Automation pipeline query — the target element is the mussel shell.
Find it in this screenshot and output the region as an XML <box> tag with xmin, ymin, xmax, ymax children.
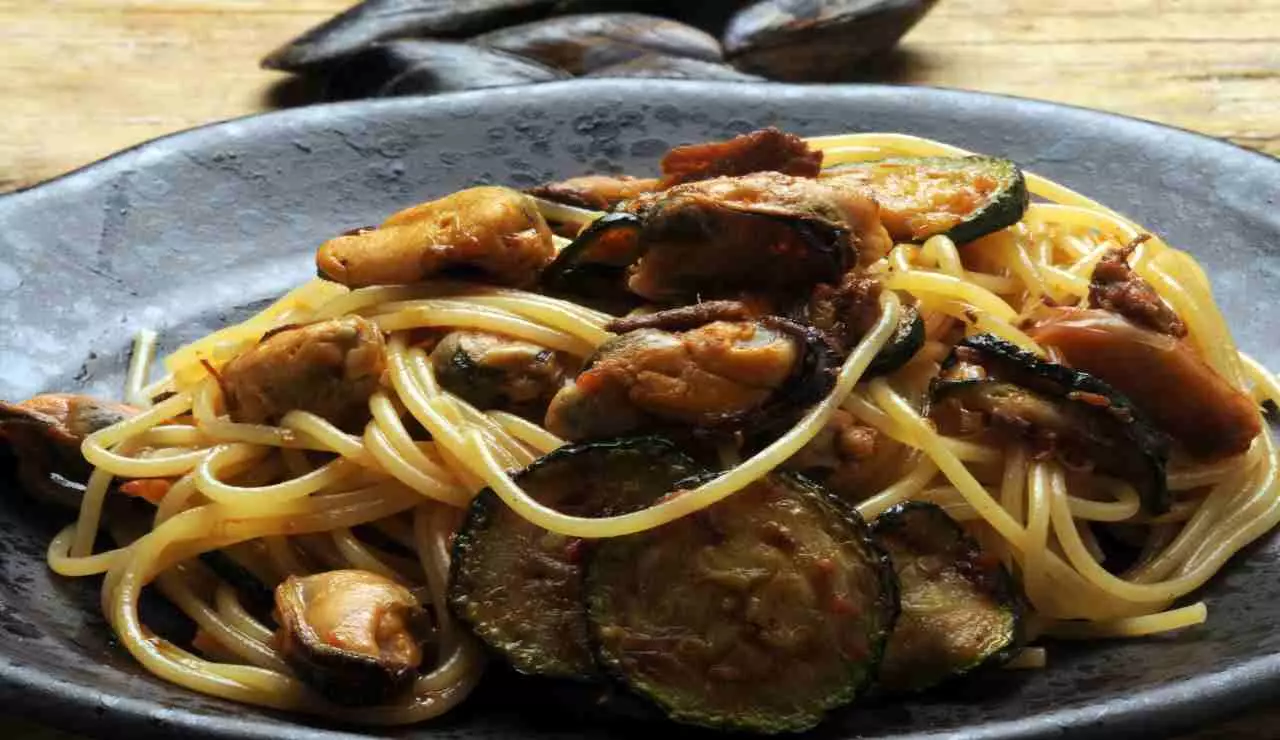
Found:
<box><xmin>323</xmin><ymin>40</ymin><xmax>568</xmax><ymax>99</ymax></box>
<box><xmin>470</xmin><ymin>13</ymin><xmax>723</xmax><ymax>75</ymax></box>
<box><xmin>585</xmin><ymin>53</ymin><xmax>762</xmax><ymax>81</ymax></box>
<box><xmin>263</xmin><ymin>0</ymin><xmax>559</xmax><ymax>72</ymax></box>
<box><xmin>723</xmin><ymin>0</ymin><xmax>940</xmax><ymax>81</ymax></box>
<box><xmin>552</xmin><ymin>0</ymin><xmax>754</xmax><ymax>33</ymax></box>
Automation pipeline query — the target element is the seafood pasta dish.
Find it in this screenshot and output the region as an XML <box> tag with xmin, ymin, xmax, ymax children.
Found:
<box><xmin>1</xmin><ymin>128</ymin><xmax>1276</xmax><ymax>733</ymax></box>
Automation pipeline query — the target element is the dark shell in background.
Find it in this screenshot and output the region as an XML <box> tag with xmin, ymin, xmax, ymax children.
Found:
<box><xmin>724</xmin><ymin>0</ymin><xmax>940</xmax><ymax>81</ymax></box>
<box><xmin>552</xmin><ymin>0</ymin><xmax>755</xmax><ymax>33</ymax></box>
<box><xmin>584</xmin><ymin>53</ymin><xmax>761</xmax><ymax>81</ymax></box>
<box><xmin>322</xmin><ymin>40</ymin><xmax>569</xmax><ymax>100</ymax></box>
<box><xmin>470</xmin><ymin>13</ymin><xmax>723</xmax><ymax>75</ymax></box>
<box><xmin>262</xmin><ymin>0</ymin><xmax>559</xmax><ymax>72</ymax></box>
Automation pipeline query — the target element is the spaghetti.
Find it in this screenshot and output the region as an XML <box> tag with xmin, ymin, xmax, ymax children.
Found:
<box><xmin>19</xmin><ymin>131</ymin><xmax>1277</xmax><ymax>725</ymax></box>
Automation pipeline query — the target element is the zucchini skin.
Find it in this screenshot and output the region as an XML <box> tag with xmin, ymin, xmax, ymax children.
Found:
<box><xmin>866</xmin><ymin>303</ymin><xmax>925</xmax><ymax>377</ymax></box>
<box><xmin>585</xmin><ymin>471</ymin><xmax>899</xmax><ymax>734</ymax></box>
<box><xmin>934</xmin><ymin>333</ymin><xmax>1171</xmax><ymax>513</ymax></box>
<box><xmin>871</xmin><ymin>501</ymin><xmax>1024</xmax><ymax>693</ymax></box>
<box><xmin>448</xmin><ymin>436</ymin><xmax>705</xmax><ymax>681</ymax></box>
<box><xmin>826</xmin><ymin>156</ymin><xmax>1029</xmax><ymax>245</ymax></box>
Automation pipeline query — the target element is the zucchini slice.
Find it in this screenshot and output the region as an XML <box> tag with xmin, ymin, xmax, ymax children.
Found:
<box><xmin>867</xmin><ymin>303</ymin><xmax>925</xmax><ymax>377</ymax></box>
<box><xmin>825</xmin><ymin>156</ymin><xmax>1029</xmax><ymax>244</ymax></box>
<box><xmin>448</xmin><ymin>437</ymin><xmax>705</xmax><ymax>680</ymax></box>
<box><xmin>931</xmin><ymin>334</ymin><xmax>1170</xmax><ymax>513</ymax></box>
<box><xmin>871</xmin><ymin>502</ymin><xmax>1023</xmax><ymax>693</ymax></box>
<box><xmin>586</xmin><ymin>472</ymin><xmax>898</xmax><ymax>733</ymax></box>
<box><xmin>539</xmin><ymin>211</ymin><xmax>644</xmax><ymax>306</ymax></box>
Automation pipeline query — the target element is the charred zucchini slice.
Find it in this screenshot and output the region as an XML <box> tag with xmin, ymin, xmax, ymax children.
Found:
<box><xmin>871</xmin><ymin>502</ymin><xmax>1023</xmax><ymax>693</ymax></box>
<box><xmin>448</xmin><ymin>437</ymin><xmax>705</xmax><ymax>680</ymax></box>
<box><xmin>825</xmin><ymin>156</ymin><xmax>1028</xmax><ymax>245</ymax></box>
<box><xmin>867</xmin><ymin>303</ymin><xmax>925</xmax><ymax>377</ymax></box>
<box><xmin>586</xmin><ymin>472</ymin><xmax>898</xmax><ymax>733</ymax></box>
<box><xmin>931</xmin><ymin>334</ymin><xmax>1170</xmax><ymax>513</ymax></box>
<box><xmin>539</xmin><ymin>211</ymin><xmax>643</xmax><ymax>305</ymax></box>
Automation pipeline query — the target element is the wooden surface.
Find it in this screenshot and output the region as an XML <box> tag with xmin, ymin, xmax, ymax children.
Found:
<box><xmin>2</xmin><ymin>1</ymin><xmax>1280</xmax><ymax>738</ymax></box>
<box><xmin>1</xmin><ymin>0</ymin><xmax>1278</xmax><ymax>192</ymax></box>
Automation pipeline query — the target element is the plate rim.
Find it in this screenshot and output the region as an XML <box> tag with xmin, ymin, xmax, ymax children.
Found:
<box><xmin>2</xmin><ymin>80</ymin><xmax>1279</xmax><ymax>740</ymax></box>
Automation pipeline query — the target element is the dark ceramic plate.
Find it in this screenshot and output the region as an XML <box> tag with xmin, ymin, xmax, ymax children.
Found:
<box><xmin>0</xmin><ymin>81</ymin><xmax>1277</xmax><ymax>740</ymax></box>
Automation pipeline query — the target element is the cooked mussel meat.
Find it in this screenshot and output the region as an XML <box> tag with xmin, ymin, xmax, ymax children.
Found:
<box><xmin>1087</xmin><ymin>240</ymin><xmax>1187</xmax><ymax>337</ymax></box>
<box><xmin>724</xmin><ymin>0</ymin><xmax>940</xmax><ymax>82</ymax></box>
<box><xmin>604</xmin><ymin>300</ymin><xmax>753</xmax><ymax>334</ymax></box>
<box><xmin>872</xmin><ymin>502</ymin><xmax>1023</xmax><ymax>693</ymax></box>
<box><xmin>262</xmin><ymin>0</ymin><xmax>559</xmax><ymax>72</ymax></box>
<box><xmin>322</xmin><ymin>40</ymin><xmax>568</xmax><ymax>100</ymax></box>
<box><xmin>0</xmin><ymin>394</ymin><xmax>136</xmax><ymax>510</ymax></box>
<box><xmin>626</xmin><ymin>172</ymin><xmax>892</xmax><ymax>301</ymax></box>
<box><xmin>658</xmin><ymin>127</ymin><xmax>823</xmax><ymax>186</ymax></box>
<box><xmin>545</xmin><ymin>316</ymin><xmax>837</xmax><ymax>440</ymax></box>
<box><xmin>316</xmin><ymin>186</ymin><xmax>555</xmax><ymax>288</ymax></box>
<box><xmin>430</xmin><ymin>330</ymin><xmax>574</xmax><ymax>416</ymax></box>
<box><xmin>823</xmin><ymin>156</ymin><xmax>1029</xmax><ymax>244</ymax></box>
<box><xmin>528</xmin><ymin>127</ymin><xmax>821</xmax><ymax>212</ymax></box>
<box><xmin>930</xmin><ymin>333</ymin><xmax>1170</xmax><ymax>513</ymax></box>
<box><xmin>527</xmin><ymin>175</ymin><xmax>661</xmax><ymax>211</ymax></box>
<box><xmin>449</xmin><ymin>437</ymin><xmax>705</xmax><ymax>679</ymax></box>
<box><xmin>220</xmin><ymin>317</ymin><xmax>386</xmax><ymax>430</ymax></box>
<box><xmin>586</xmin><ymin>472</ymin><xmax>898</xmax><ymax>732</ymax></box>
<box><xmin>470</xmin><ymin>13</ymin><xmax>722</xmax><ymax>75</ymax></box>
<box><xmin>274</xmin><ymin>569</ymin><xmax>430</xmax><ymax>705</ymax></box>
<box><xmin>1027</xmin><ymin>307</ymin><xmax>1260</xmax><ymax>460</ymax></box>
<box><xmin>804</xmin><ymin>270</ymin><xmax>925</xmax><ymax>374</ymax></box>
<box><xmin>585</xmin><ymin>53</ymin><xmax>761</xmax><ymax>81</ymax></box>
<box><xmin>547</xmin><ymin>171</ymin><xmax>890</xmax><ymax>304</ymax></box>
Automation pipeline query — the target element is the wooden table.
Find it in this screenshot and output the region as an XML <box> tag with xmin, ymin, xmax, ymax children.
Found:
<box><xmin>2</xmin><ymin>1</ymin><xmax>1279</xmax><ymax>738</ymax></box>
<box><xmin>2</xmin><ymin>0</ymin><xmax>1278</xmax><ymax>192</ymax></box>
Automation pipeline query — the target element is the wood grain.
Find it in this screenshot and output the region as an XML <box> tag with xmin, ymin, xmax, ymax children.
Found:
<box><xmin>1</xmin><ymin>0</ymin><xmax>1277</xmax><ymax>192</ymax></box>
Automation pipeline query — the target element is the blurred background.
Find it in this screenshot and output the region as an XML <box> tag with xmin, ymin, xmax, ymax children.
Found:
<box><xmin>2</xmin><ymin>0</ymin><xmax>1276</xmax><ymax>193</ymax></box>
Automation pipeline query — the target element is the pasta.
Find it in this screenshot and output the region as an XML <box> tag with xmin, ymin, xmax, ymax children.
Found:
<box><xmin>5</xmin><ymin>130</ymin><xmax>1275</xmax><ymax>729</ymax></box>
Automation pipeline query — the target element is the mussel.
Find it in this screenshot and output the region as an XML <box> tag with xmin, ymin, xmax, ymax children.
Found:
<box><xmin>803</xmin><ymin>271</ymin><xmax>925</xmax><ymax>375</ymax></box>
<box><xmin>658</xmin><ymin>126</ymin><xmax>823</xmax><ymax>186</ymax></box>
<box><xmin>316</xmin><ymin>186</ymin><xmax>555</xmax><ymax>288</ymax></box>
<box><xmin>262</xmin><ymin>0</ymin><xmax>559</xmax><ymax>72</ymax></box>
<box><xmin>552</xmin><ymin>0</ymin><xmax>754</xmax><ymax>33</ymax></box>
<box><xmin>930</xmin><ymin>334</ymin><xmax>1171</xmax><ymax>513</ymax></box>
<box><xmin>274</xmin><ymin>569</ymin><xmax>430</xmax><ymax>705</ymax></box>
<box><xmin>526</xmin><ymin>174</ymin><xmax>661</xmax><ymax>211</ymax></box>
<box><xmin>625</xmin><ymin>172</ymin><xmax>890</xmax><ymax>301</ymax></box>
<box><xmin>1025</xmin><ymin>245</ymin><xmax>1259</xmax><ymax>460</ymax></box>
<box><xmin>584</xmin><ymin>53</ymin><xmax>761</xmax><ymax>80</ymax></box>
<box><xmin>0</xmin><ymin>394</ymin><xmax>136</xmax><ymax>510</ymax></box>
<box><xmin>543</xmin><ymin>171</ymin><xmax>893</xmax><ymax>305</ymax></box>
<box><xmin>220</xmin><ymin>317</ymin><xmax>386</xmax><ymax>430</ymax></box>
<box><xmin>322</xmin><ymin>40</ymin><xmax>569</xmax><ymax>100</ymax></box>
<box><xmin>1087</xmin><ymin>242</ymin><xmax>1187</xmax><ymax>338</ymax></box>
<box><xmin>544</xmin><ymin>315</ymin><xmax>838</xmax><ymax>440</ymax></box>
<box><xmin>430</xmin><ymin>330</ymin><xmax>575</xmax><ymax>416</ymax></box>
<box><xmin>1027</xmin><ymin>308</ymin><xmax>1260</xmax><ymax>461</ymax></box>
<box><xmin>469</xmin><ymin>13</ymin><xmax>723</xmax><ymax>75</ymax></box>
<box><xmin>723</xmin><ymin>0</ymin><xmax>940</xmax><ymax>81</ymax></box>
